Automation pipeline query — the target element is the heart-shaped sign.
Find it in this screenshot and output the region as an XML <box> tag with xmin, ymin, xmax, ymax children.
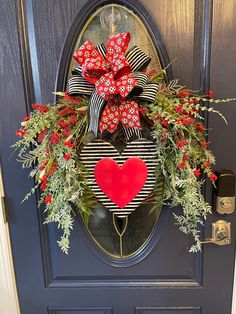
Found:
<box><xmin>80</xmin><ymin>139</ymin><xmax>157</xmax><ymax>217</ymax></box>
<box><xmin>94</xmin><ymin>157</ymin><xmax>148</xmax><ymax>208</ymax></box>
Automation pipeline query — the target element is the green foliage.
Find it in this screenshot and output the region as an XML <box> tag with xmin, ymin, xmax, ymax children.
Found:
<box><xmin>13</xmin><ymin>96</ymin><xmax>95</xmax><ymax>253</ymax></box>
<box><xmin>147</xmin><ymin>85</ymin><xmax>232</xmax><ymax>252</ymax></box>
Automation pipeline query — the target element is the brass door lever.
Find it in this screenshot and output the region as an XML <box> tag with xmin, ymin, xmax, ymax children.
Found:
<box><xmin>200</xmin><ymin>220</ymin><xmax>231</xmax><ymax>246</ymax></box>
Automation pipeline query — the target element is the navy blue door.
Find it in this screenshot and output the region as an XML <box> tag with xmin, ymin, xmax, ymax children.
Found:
<box><xmin>1</xmin><ymin>0</ymin><xmax>236</xmax><ymax>313</ymax></box>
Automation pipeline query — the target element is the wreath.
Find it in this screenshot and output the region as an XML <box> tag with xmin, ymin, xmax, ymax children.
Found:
<box><xmin>13</xmin><ymin>32</ymin><xmax>235</xmax><ymax>254</ymax></box>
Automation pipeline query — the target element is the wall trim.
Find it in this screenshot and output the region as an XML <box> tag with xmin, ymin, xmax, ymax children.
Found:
<box><xmin>232</xmin><ymin>254</ymin><xmax>236</xmax><ymax>314</ymax></box>
<box><xmin>0</xmin><ymin>166</ymin><xmax>20</xmax><ymax>314</ymax></box>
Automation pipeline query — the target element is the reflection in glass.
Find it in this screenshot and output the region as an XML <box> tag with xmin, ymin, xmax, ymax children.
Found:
<box><xmin>87</xmin><ymin>201</ymin><xmax>161</xmax><ymax>258</ymax></box>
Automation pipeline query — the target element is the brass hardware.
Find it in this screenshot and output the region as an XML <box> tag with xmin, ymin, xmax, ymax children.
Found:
<box><xmin>214</xmin><ymin>170</ymin><xmax>235</xmax><ymax>214</ymax></box>
<box><xmin>201</xmin><ymin>220</ymin><xmax>231</xmax><ymax>246</ymax></box>
<box><xmin>216</xmin><ymin>196</ymin><xmax>235</xmax><ymax>214</ymax></box>
<box><xmin>1</xmin><ymin>196</ymin><xmax>8</xmax><ymax>223</ymax></box>
<box><xmin>112</xmin><ymin>214</ymin><xmax>128</xmax><ymax>258</ymax></box>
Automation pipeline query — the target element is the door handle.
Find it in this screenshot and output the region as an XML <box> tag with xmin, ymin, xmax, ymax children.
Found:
<box><xmin>200</xmin><ymin>220</ymin><xmax>231</xmax><ymax>246</ymax></box>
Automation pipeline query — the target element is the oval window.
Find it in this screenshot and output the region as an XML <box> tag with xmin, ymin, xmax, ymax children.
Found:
<box><xmin>62</xmin><ymin>2</ymin><xmax>171</xmax><ymax>263</ymax></box>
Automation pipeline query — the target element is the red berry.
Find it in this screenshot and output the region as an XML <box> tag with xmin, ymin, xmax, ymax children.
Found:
<box><xmin>201</xmin><ymin>141</ymin><xmax>210</xmax><ymax>148</ymax></box>
<box><xmin>209</xmin><ymin>172</ymin><xmax>217</xmax><ymax>182</ymax></box>
<box><xmin>183</xmin><ymin>154</ymin><xmax>188</xmax><ymax>161</ymax></box>
<box><xmin>193</xmin><ymin>169</ymin><xmax>201</xmax><ymax>177</ymax></box>
<box><xmin>196</xmin><ymin>124</ymin><xmax>205</xmax><ymax>132</ymax></box>
<box><xmin>207</xmin><ymin>90</ymin><xmax>214</xmax><ymax>99</ymax></box>
<box><xmin>162</xmin><ymin>119</ymin><xmax>169</xmax><ymax>127</ymax></box>
<box><xmin>175</xmin><ymin>105</ymin><xmax>183</xmax><ymax>113</ymax></box>
<box><xmin>177</xmin><ymin>91</ymin><xmax>190</xmax><ymax>98</ymax></box>
<box><xmin>177</xmin><ymin>140</ymin><xmax>185</xmax><ymax>149</ymax></box>
<box><xmin>178</xmin><ymin>162</ymin><xmax>186</xmax><ymax>169</ymax></box>
<box><xmin>40</xmin><ymin>182</ymin><xmax>47</xmax><ymax>191</ymax></box>
<box><xmin>204</xmin><ymin>161</ymin><xmax>211</xmax><ymax>168</ymax></box>
<box><xmin>63</xmin><ymin>153</ymin><xmax>71</xmax><ymax>161</ymax></box>
<box><xmin>44</xmin><ymin>195</ymin><xmax>53</xmax><ymax>204</ymax></box>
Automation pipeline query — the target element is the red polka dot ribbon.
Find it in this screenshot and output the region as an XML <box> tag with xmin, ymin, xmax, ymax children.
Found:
<box><xmin>73</xmin><ymin>33</ymin><xmax>136</xmax><ymax>100</ymax></box>
<box><xmin>99</xmin><ymin>100</ymin><xmax>141</xmax><ymax>133</ymax></box>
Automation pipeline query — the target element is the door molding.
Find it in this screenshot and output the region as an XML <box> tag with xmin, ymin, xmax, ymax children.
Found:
<box><xmin>0</xmin><ymin>166</ymin><xmax>20</xmax><ymax>314</ymax></box>
<box><xmin>232</xmin><ymin>256</ymin><xmax>236</xmax><ymax>314</ymax></box>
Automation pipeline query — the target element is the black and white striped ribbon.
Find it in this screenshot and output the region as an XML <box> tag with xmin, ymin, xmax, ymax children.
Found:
<box><xmin>126</xmin><ymin>46</ymin><xmax>151</xmax><ymax>71</ymax></box>
<box><xmin>129</xmin><ymin>72</ymin><xmax>149</xmax><ymax>96</ymax></box>
<box><xmin>71</xmin><ymin>66</ymin><xmax>82</xmax><ymax>75</ymax></box>
<box><xmin>121</xmin><ymin>125</ymin><xmax>143</xmax><ymax>141</ymax></box>
<box><xmin>68</xmin><ymin>73</ymin><xmax>94</xmax><ymax>96</ymax></box>
<box><xmin>136</xmin><ymin>83</ymin><xmax>159</xmax><ymax>102</ymax></box>
<box><xmin>88</xmin><ymin>90</ymin><xmax>106</xmax><ymax>136</ymax></box>
<box><xmin>80</xmin><ymin>139</ymin><xmax>157</xmax><ymax>217</ymax></box>
<box><xmin>97</xmin><ymin>43</ymin><xmax>107</xmax><ymax>59</ymax></box>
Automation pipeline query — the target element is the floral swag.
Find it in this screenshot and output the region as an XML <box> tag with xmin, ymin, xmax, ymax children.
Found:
<box><xmin>13</xmin><ymin>32</ymin><xmax>235</xmax><ymax>253</ymax></box>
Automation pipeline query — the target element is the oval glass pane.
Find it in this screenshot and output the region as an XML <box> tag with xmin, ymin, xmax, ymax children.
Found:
<box><xmin>88</xmin><ymin>202</ymin><xmax>162</xmax><ymax>258</ymax></box>
<box><xmin>68</xmin><ymin>3</ymin><xmax>163</xmax><ymax>81</ymax></box>
<box><xmin>68</xmin><ymin>3</ymin><xmax>166</xmax><ymax>261</ymax></box>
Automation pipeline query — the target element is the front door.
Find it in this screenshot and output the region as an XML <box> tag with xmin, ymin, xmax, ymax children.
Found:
<box><xmin>1</xmin><ymin>0</ymin><xmax>236</xmax><ymax>313</ymax></box>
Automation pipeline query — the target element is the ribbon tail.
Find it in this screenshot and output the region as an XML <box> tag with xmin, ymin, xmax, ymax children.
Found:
<box><xmin>119</xmin><ymin>100</ymin><xmax>142</xmax><ymax>140</ymax></box>
<box><xmin>99</xmin><ymin>100</ymin><xmax>120</xmax><ymax>134</ymax></box>
<box><xmin>88</xmin><ymin>90</ymin><xmax>106</xmax><ymax>136</ymax></box>
<box><xmin>122</xmin><ymin>125</ymin><xmax>142</xmax><ymax>141</ymax></box>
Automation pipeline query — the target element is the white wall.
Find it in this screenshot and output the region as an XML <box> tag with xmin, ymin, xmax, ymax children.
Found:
<box><xmin>0</xmin><ymin>167</ymin><xmax>20</xmax><ymax>314</ymax></box>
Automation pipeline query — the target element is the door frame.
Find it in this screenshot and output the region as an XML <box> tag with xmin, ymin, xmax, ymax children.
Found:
<box><xmin>0</xmin><ymin>166</ymin><xmax>20</xmax><ymax>314</ymax></box>
<box><xmin>232</xmin><ymin>258</ymin><xmax>236</xmax><ymax>314</ymax></box>
<box><xmin>1</xmin><ymin>0</ymin><xmax>236</xmax><ymax>312</ymax></box>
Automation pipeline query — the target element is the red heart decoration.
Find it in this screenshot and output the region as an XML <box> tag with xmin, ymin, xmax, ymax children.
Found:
<box><xmin>94</xmin><ymin>157</ymin><xmax>148</xmax><ymax>208</ymax></box>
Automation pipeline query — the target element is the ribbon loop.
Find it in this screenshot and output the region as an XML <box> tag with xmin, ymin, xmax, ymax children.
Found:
<box><xmin>73</xmin><ymin>41</ymin><xmax>103</xmax><ymax>65</ymax></box>
<box><xmin>136</xmin><ymin>83</ymin><xmax>159</xmax><ymax>102</ymax></box>
<box><xmin>82</xmin><ymin>58</ymin><xmax>109</xmax><ymax>84</ymax></box>
<box><xmin>68</xmin><ymin>73</ymin><xmax>94</xmax><ymax>96</ymax></box>
<box><xmin>73</xmin><ymin>41</ymin><xmax>108</xmax><ymax>84</ymax></box>
<box><xmin>129</xmin><ymin>72</ymin><xmax>149</xmax><ymax>96</ymax></box>
<box><xmin>106</xmin><ymin>33</ymin><xmax>131</xmax><ymax>63</ymax></box>
<box><xmin>126</xmin><ymin>46</ymin><xmax>151</xmax><ymax>72</ymax></box>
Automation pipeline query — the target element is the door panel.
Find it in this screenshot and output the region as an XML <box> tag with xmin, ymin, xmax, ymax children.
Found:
<box><xmin>48</xmin><ymin>309</ymin><xmax>112</xmax><ymax>314</ymax></box>
<box><xmin>144</xmin><ymin>0</ymin><xmax>195</xmax><ymax>86</ymax></box>
<box><xmin>25</xmin><ymin>0</ymin><xmax>88</xmax><ymax>102</ymax></box>
<box><xmin>46</xmin><ymin>211</ymin><xmax>200</xmax><ymax>287</ymax></box>
<box><xmin>1</xmin><ymin>0</ymin><xmax>236</xmax><ymax>313</ymax></box>
<box><xmin>135</xmin><ymin>309</ymin><xmax>200</xmax><ymax>314</ymax></box>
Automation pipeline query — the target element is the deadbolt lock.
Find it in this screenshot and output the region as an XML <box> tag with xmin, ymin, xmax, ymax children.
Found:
<box><xmin>200</xmin><ymin>220</ymin><xmax>231</xmax><ymax>246</ymax></box>
<box><xmin>214</xmin><ymin>170</ymin><xmax>235</xmax><ymax>214</ymax></box>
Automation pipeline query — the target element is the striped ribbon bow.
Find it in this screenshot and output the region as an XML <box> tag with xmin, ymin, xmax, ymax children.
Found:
<box><xmin>68</xmin><ymin>32</ymin><xmax>159</xmax><ymax>139</ymax></box>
